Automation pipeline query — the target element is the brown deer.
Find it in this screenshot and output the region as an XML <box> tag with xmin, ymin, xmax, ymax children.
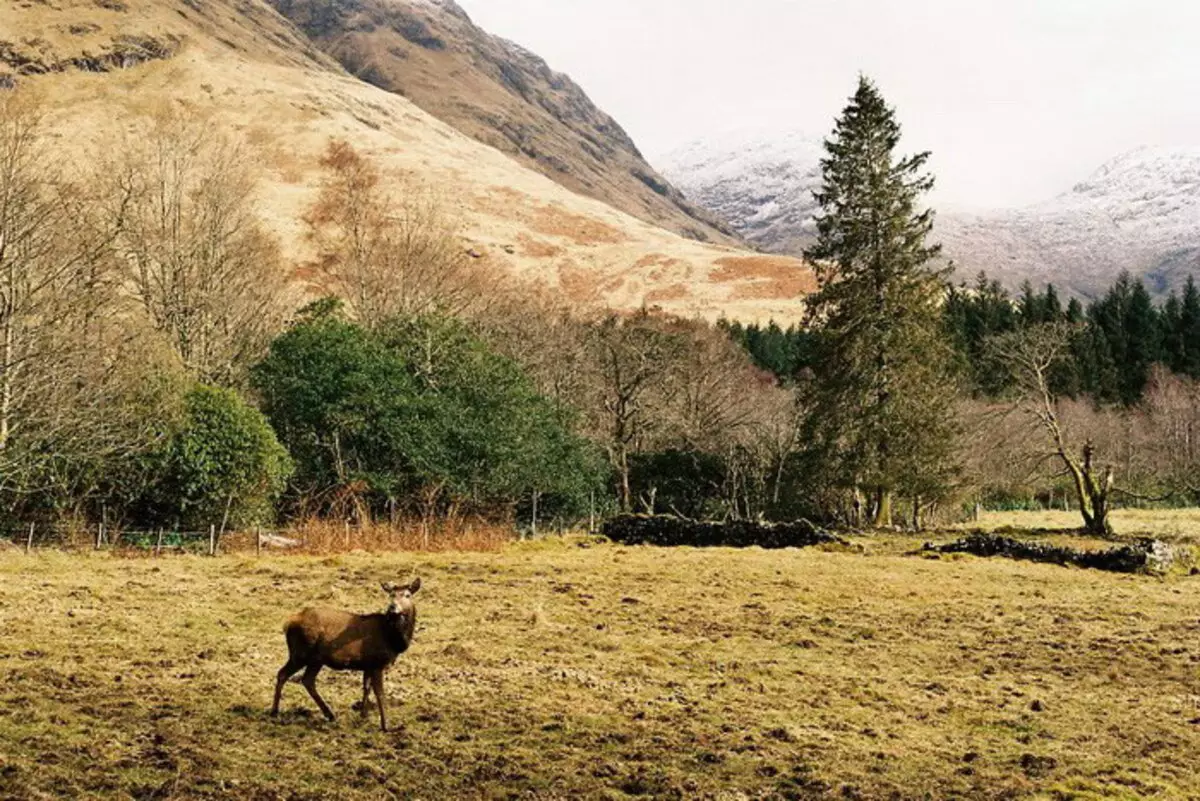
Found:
<box><xmin>271</xmin><ymin>578</ymin><xmax>421</xmax><ymax>731</ymax></box>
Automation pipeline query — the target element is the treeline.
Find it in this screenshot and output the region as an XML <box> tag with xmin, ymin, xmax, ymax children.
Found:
<box><xmin>726</xmin><ymin>272</ymin><xmax>1200</xmax><ymax>407</ymax></box>
<box><xmin>0</xmin><ymin>93</ymin><xmax>805</xmax><ymax>531</ymax></box>
<box><xmin>946</xmin><ymin>273</ymin><xmax>1200</xmax><ymax>404</ymax></box>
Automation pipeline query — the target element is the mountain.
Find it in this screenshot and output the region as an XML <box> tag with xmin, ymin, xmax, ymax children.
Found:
<box><xmin>659</xmin><ymin>130</ymin><xmax>825</xmax><ymax>256</ymax></box>
<box><xmin>0</xmin><ymin>0</ymin><xmax>812</xmax><ymax>323</ymax></box>
<box><xmin>266</xmin><ymin>0</ymin><xmax>737</xmax><ymax>246</ymax></box>
<box><xmin>658</xmin><ymin>132</ymin><xmax>1200</xmax><ymax>299</ymax></box>
<box><xmin>939</xmin><ymin>148</ymin><xmax>1200</xmax><ymax>297</ymax></box>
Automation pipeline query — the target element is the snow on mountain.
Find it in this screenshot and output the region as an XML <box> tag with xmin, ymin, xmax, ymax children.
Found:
<box><xmin>656</xmin><ymin>133</ymin><xmax>1200</xmax><ymax>299</ymax></box>
<box><xmin>657</xmin><ymin>129</ymin><xmax>825</xmax><ymax>254</ymax></box>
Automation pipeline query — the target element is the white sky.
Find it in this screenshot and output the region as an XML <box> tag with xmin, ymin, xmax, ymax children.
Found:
<box><xmin>456</xmin><ymin>0</ymin><xmax>1200</xmax><ymax>209</ymax></box>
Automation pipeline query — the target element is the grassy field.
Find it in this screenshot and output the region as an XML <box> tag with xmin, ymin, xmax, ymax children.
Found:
<box><xmin>967</xmin><ymin>508</ymin><xmax>1200</xmax><ymax>543</ymax></box>
<box><xmin>1</xmin><ymin>536</ymin><xmax>1199</xmax><ymax>800</ymax></box>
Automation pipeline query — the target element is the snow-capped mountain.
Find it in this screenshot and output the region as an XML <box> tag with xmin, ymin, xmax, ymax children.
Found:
<box><xmin>659</xmin><ymin>129</ymin><xmax>825</xmax><ymax>255</ymax></box>
<box><xmin>657</xmin><ymin>133</ymin><xmax>1200</xmax><ymax>299</ymax></box>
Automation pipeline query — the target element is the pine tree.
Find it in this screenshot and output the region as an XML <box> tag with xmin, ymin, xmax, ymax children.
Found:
<box><xmin>1042</xmin><ymin>284</ymin><xmax>1063</xmax><ymax>322</ymax></box>
<box><xmin>1066</xmin><ymin>298</ymin><xmax>1085</xmax><ymax>325</ymax></box>
<box><xmin>1018</xmin><ymin>281</ymin><xmax>1041</xmax><ymax>326</ymax></box>
<box><xmin>1162</xmin><ymin>291</ymin><xmax>1183</xmax><ymax>373</ymax></box>
<box><xmin>1179</xmin><ymin>276</ymin><xmax>1200</xmax><ymax>378</ymax></box>
<box><xmin>1121</xmin><ymin>279</ymin><xmax>1161</xmax><ymax>403</ymax></box>
<box><xmin>802</xmin><ymin>76</ymin><xmax>957</xmax><ymax>527</ymax></box>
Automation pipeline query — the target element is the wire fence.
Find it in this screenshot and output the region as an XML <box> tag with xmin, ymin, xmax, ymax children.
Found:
<box><xmin>0</xmin><ymin>515</ymin><xmax>587</xmax><ymax>556</ymax></box>
<box><xmin>0</xmin><ymin>521</ymin><xmax>256</xmax><ymax>556</ymax></box>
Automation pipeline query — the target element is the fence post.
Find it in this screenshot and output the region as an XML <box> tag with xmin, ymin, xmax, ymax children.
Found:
<box><xmin>255</xmin><ymin>526</ymin><xmax>262</xmax><ymax>557</ymax></box>
<box><xmin>589</xmin><ymin>490</ymin><xmax>596</xmax><ymax>535</ymax></box>
<box><xmin>95</xmin><ymin>523</ymin><xmax>103</xmax><ymax>550</ymax></box>
<box><xmin>155</xmin><ymin>528</ymin><xmax>164</xmax><ymax>557</ymax></box>
<box><xmin>209</xmin><ymin>524</ymin><xmax>216</xmax><ymax>557</ymax></box>
<box><xmin>25</xmin><ymin>522</ymin><xmax>34</xmax><ymax>554</ymax></box>
<box><xmin>531</xmin><ymin>490</ymin><xmax>539</xmax><ymax>539</ymax></box>
<box><xmin>344</xmin><ymin>520</ymin><xmax>351</xmax><ymax>551</ymax></box>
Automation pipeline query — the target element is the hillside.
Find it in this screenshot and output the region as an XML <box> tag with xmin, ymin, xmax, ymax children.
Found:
<box><xmin>658</xmin><ymin>132</ymin><xmax>1200</xmax><ymax>299</ymax></box>
<box><xmin>0</xmin><ymin>0</ymin><xmax>812</xmax><ymax>323</ymax></box>
<box><xmin>267</xmin><ymin>0</ymin><xmax>738</xmax><ymax>246</ymax></box>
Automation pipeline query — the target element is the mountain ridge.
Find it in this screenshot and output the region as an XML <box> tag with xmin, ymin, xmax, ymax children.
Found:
<box><xmin>266</xmin><ymin>0</ymin><xmax>738</xmax><ymax>246</ymax></box>
<box><xmin>657</xmin><ymin>131</ymin><xmax>1200</xmax><ymax>299</ymax></box>
<box><xmin>1</xmin><ymin>0</ymin><xmax>812</xmax><ymax>323</ymax></box>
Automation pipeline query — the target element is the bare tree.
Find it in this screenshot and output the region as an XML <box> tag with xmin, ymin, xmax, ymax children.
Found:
<box><xmin>1143</xmin><ymin>366</ymin><xmax>1200</xmax><ymax>500</ymax></box>
<box><xmin>582</xmin><ymin>311</ymin><xmax>687</xmax><ymax>511</ymax></box>
<box><xmin>988</xmin><ymin>322</ymin><xmax>1115</xmax><ymax>536</ymax></box>
<box><xmin>109</xmin><ymin>111</ymin><xmax>289</xmax><ymax>386</ymax></box>
<box><xmin>0</xmin><ymin>91</ymin><xmax>180</xmax><ymax>512</ymax></box>
<box><xmin>307</xmin><ymin>140</ymin><xmax>478</xmax><ymax>327</ymax></box>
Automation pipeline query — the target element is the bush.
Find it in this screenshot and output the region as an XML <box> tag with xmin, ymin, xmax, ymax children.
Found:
<box><xmin>253</xmin><ymin>301</ymin><xmax>605</xmax><ymax>517</ymax></box>
<box><xmin>138</xmin><ymin>385</ymin><xmax>293</xmax><ymax>528</ymax></box>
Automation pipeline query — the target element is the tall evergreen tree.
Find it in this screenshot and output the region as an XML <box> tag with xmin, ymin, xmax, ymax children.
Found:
<box><xmin>1178</xmin><ymin>276</ymin><xmax>1200</xmax><ymax>378</ymax></box>
<box><xmin>802</xmin><ymin>76</ymin><xmax>958</xmax><ymax>527</ymax></box>
<box><xmin>1018</xmin><ymin>280</ymin><xmax>1041</xmax><ymax>326</ymax></box>
<box><xmin>1042</xmin><ymin>284</ymin><xmax>1063</xmax><ymax>322</ymax></box>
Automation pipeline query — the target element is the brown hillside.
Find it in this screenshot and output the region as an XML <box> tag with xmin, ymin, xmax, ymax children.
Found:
<box><xmin>267</xmin><ymin>0</ymin><xmax>739</xmax><ymax>246</ymax></box>
<box><xmin>0</xmin><ymin>0</ymin><xmax>812</xmax><ymax>323</ymax></box>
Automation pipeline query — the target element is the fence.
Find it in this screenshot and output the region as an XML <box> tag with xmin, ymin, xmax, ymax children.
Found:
<box><xmin>0</xmin><ymin>516</ymin><xmax>542</xmax><ymax>556</ymax></box>
<box><xmin>0</xmin><ymin>521</ymin><xmax>279</xmax><ymax>556</ymax></box>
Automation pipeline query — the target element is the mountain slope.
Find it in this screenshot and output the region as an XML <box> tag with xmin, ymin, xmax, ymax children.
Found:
<box><xmin>266</xmin><ymin>0</ymin><xmax>738</xmax><ymax>246</ymax></box>
<box><xmin>658</xmin><ymin>132</ymin><xmax>1200</xmax><ymax>299</ymax></box>
<box><xmin>1</xmin><ymin>0</ymin><xmax>812</xmax><ymax>323</ymax></box>
<box><xmin>659</xmin><ymin>130</ymin><xmax>825</xmax><ymax>255</ymax></box>
<box><xmin>938</xmin><ymin>148</ymin><xmax>1200</xmax><ymax>296</ymax></box>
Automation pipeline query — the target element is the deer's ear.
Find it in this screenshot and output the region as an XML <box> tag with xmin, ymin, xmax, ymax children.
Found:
<box><xmin>407</xmin><ymin>577</ymin><xmax>422</xmax><ymax>595</ymax></box>
<box><xmin>381</xmin><ymin>582</ymin><xmax>398</xmax><ymax>594</ymax></box>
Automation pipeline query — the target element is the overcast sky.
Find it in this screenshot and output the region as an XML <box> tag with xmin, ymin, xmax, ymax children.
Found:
<box><xmin>456</xmin><ymin>0</ymin><xmax>1200</xmax><ymax>209</ymax></box>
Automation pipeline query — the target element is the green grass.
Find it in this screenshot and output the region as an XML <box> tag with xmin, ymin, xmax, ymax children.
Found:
<box><xmin>1</xmin><ymin>537</ymin><xmax>1199</xmax><ymax>799</ymax></box>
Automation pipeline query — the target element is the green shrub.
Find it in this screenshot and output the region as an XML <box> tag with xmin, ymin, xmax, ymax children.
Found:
<box><xmin>139</xmin><ymin>385</ymin><xmax>293</xmax><ymax>528</ymax></box>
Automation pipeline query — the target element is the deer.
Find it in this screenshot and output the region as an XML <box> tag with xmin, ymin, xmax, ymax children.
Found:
<box><xmin>271</xmin><ymin>578</ymin><xmax>421</xmax><ymax>732</ymax></box>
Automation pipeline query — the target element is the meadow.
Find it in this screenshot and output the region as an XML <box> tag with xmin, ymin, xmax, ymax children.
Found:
<box><xmin>1</xmin><ymin>521</ymin><xmax>1198</xmax><ymax>800</ymax></box>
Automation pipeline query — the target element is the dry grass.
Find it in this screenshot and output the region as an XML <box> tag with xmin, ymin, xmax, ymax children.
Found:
<box><xmin>966</xmin><ymin>509</ymin><xmax>1200</xmax><ymax>544</ymax></box>
<box><xmin>712</xmin><ymin>256</ymin><xmax>819</xmax><ymax>301</ymax></box>
<box><xmin>265</xmin><ymin>518</ymin><xmax>513</xmax><ymax>555</ymax></box>
<box><xmin>2</xmin><ymin>536</ymin><xmax>1199</xmax><ymax>800</ymax></box>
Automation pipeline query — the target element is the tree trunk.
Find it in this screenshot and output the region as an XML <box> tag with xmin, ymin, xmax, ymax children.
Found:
<box><xmin>873</xmin><ymin>487</ymin><xmax>892</xmax><ymax>528</ymax></box>
<box><xmin>1064</xmin><ymin>441</ymin><xmax>1113</xmax><ymax>538</ymax></box>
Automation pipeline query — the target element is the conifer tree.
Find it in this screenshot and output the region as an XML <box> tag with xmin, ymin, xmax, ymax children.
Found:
<box><xmin>802</xmin><ymin>76</ymin><xmax>958</xmax><ymax>527</ymax></box>
<box><xmin>1178</xmin><ymin>276</ymin><xmax>1200</xmax><ymax>378</ymax></box>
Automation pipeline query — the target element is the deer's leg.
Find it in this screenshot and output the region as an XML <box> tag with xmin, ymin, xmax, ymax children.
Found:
<box><xmin>360</xmin><ymin>672</ymin><xmax>371</xmax><ymax>718</ymax></box>
<box><xmin>272</xmin><ymin>657</ymin><xmax>303</xmax><ymax>716</ymax></box>
<box><xmin>301</xmin><ymin>664</ymin><xmax>336</xmax><ymax>722</ymax></box>
<box><xmin>370</xmin><ymin>669</ymin><xmax>387</xmax><ymax>732</ymax></box>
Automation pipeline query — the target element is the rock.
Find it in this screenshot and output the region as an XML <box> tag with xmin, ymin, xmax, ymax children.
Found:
<box><xmin>925</xmin><ymin>532</ymin><xmax>1193</xmax><ymax>575</ymax></box>
<box><xmin>601</xmin><ymin>514</ymin><xmax>847</xmax><ymax>550</ymax></box>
